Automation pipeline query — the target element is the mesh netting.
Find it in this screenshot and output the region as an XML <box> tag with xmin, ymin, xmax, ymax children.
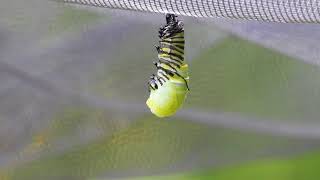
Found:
<box><xmin>61</xmin><ymin>0</ymin><xmax>320</xmax><ymax>23</ymax></box>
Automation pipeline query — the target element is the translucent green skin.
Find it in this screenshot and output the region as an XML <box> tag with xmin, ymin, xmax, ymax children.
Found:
<box><xmin>146</xmin><ymin>64</ymin><xmax>189</xmax><ymax>118</ymax></box>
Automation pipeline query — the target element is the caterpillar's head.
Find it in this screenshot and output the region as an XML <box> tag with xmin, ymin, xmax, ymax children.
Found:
<box><xmin>159</xmin><ymin>14</ymin><xmax>184</xmax><ymax>39</ymax></box>
<box><xmin>146</xmin><ymin>81</ymin><xmax>188</xmax><ymax>118</ymax></box>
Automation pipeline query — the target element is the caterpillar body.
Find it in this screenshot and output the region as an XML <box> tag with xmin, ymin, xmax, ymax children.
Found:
<box><xmin>146</xmin><ymin>14</ymin><xmax>189</xmax><ymax>118</ymax></box>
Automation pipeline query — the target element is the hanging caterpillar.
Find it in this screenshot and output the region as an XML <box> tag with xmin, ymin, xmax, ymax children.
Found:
<box><xmin>146</xmin><ymin>14</ymin><xmax>190</xmax><ymax>118</ymax></box>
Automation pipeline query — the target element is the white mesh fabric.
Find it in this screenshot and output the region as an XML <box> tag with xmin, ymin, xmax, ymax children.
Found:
<box><xmin>61</xmin><ymin>0</ymin><xmax>320</xmax><ymax>23</ymax></box>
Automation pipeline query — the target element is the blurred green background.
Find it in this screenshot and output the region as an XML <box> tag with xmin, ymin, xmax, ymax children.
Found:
<box><xmin>1</xmin><ymin>0</ymin><xmax>320</xmax><ymax>179</ymax></box>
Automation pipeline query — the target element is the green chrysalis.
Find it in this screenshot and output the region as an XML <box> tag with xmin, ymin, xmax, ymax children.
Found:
<box><xmin>146</xmin><ymin>14</ymin><xmax>189</xmax><ymax>118</ymax></box>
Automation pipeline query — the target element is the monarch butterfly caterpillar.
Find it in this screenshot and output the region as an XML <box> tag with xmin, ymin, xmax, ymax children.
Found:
<box><xmin>146</xmin><ymin>14</ymin><xmax>189</xmax><ymax>118</ymax></box>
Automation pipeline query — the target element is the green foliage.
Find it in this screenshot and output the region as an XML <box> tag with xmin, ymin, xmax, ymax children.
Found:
<box><xmin>187</xmin><ymin>37</ymin><xmax>320</xmax><ymax>121</ymax></box>
<box><xmin>2</xmin><ymin>117</ymin><xmax>210</xmax><ymax>179</ymax></box>
<box><xmin>2</xmin><ymin>111</ymin><xmax>306</xmax><ymax>180</ymax></box>
<box><xmin>123</xmin><ymin>151</ymin><xmax>320</xmax><ymax>180</ymax></box>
